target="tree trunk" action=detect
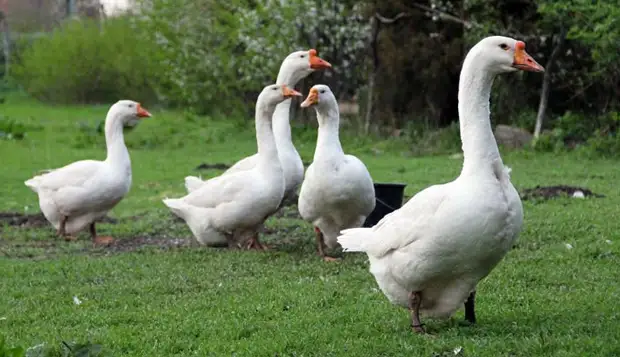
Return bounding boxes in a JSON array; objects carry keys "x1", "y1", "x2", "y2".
[
  {"x1": 534, "y1": 27, "x2": 567, "y2": 138},
  {"x1": 66, "y1": 0, "x2": 77, "y2": 18},
  {"x1": 364, "y1": 15, "x2": 379, "y2": 135},
  {"x1": 0, "y1": 12, "x2": 9, "y2": 78}
]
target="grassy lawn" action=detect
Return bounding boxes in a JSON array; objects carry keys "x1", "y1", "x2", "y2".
[{"x1": 1, "y1": 95, "x2": 619, "y2": 356}]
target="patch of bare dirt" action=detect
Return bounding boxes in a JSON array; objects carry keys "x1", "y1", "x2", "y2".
[
  {"x1": 0, "y1": 212, "x2": 122, "y2": 228},
  {"x1": 520, "y1": 185, "x2": 605, "y2": 201},
  {"x1": 0, "y1": 212, "x2": 50, "y2": 228},
  {"x1": 194, "y1": 162, "x2": 231, "y2": 170},
  {"x1": 1, "y1": 234, "x2": 197, "y2": 260}
]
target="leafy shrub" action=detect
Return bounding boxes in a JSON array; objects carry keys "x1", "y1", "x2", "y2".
[
  {"x1": 531, "y1": 128, "x2": 567, "y2": 153},
  {"x1": 13, "y1": 17, "x2": 161, "y2": 105},
  {"x1": 410, "y1": 121, "x2": 462, "y2": 156},
  {"x1": 0, "y1": 115, "x2": 41, "y2": 140},
  {"x1": 133, "y1": 0, "x2": 369, "y2": 115},
  {"x1": 533, "y1": 111, "x2": 620, "y2": 156}
]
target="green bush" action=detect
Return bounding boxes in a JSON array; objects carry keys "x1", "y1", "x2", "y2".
[
  {"x1": 0, "y1": 115, "x2": 42, "y2": 140},
  {"x1": 13, "y1": 18, "x2": 161, "y2": 105},
  {"x1": 409, "y1": 121, "x2": 462, "y2": 156},
  {"x1": 533, "y1": 111, "x2": 620, "y2": 156}
]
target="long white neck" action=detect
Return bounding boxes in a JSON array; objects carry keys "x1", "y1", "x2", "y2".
[
  {"x1": 256, "y1": 103, "x2": 279, "y2": 169},
  {"x1": 272, "y1": 64, "x2": 306, "y2": 154},
  {"x1": 104, "y1": 111, "x2": 131, "y2": 169},
  {"x1": 272, "y1": 99, "x2": 294, "y2": 150},
  {"x1": 458, "y1": 54, "x2": 502, "y2": 176},
  {"x1": 314, "y1": 104, "x2": 344, "y2": 161}
]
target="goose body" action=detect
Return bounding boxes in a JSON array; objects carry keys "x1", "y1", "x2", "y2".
[
  {"x1": 24, "y1": 100, "x2": 151, "y2": 242},
  {"x1": 184, "y1": 49, "x2": 331, "y2": 202},
  {"x1": 165, "y1": 84, "x2": 302, "y2": 247},
  {"x1": 298, "y1": 85, "x2": 375, "y2": 260},
  {"x1": 337, "y1": 36, "x2": 544, "y2": 331}
]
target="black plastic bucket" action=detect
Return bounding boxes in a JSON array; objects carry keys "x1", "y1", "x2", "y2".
[{"x1": 363, "y1": 182, "x2": 407, "y2": 227}]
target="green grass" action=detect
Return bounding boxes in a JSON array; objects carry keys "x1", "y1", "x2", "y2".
[{"x1": 1, "y1": 95, "x2": 619, "y2": 356}]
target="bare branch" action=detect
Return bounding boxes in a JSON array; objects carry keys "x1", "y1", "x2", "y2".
[
  {"x1": 374, "y1": 12, "x2": 410, "y2": 24},
  {"x1": 409, "y1": 2, "x2": 479, "y2": 29}
]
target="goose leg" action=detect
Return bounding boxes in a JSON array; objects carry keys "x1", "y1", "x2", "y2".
[
  {"x1": 224, "y1": 232, "x2": 241, "y2": 249},
  {"x1": 89, "y1": 222, "x2": 114, "y2": 246},
  {"x1": 245, "y1": 232, "x2": 269, "y2": 251},
  {"x1": 315, "y1": 227, "x2": 339, "y2": 262},
  {"x1": 408, "y1": 291, "x2": 425, "y2": 333},
  {"x1": 225, "y1": 232, "x2": 242, "y2": 249},
  {"x1": 58, "y1": 215, "x2": 76, "y2": 241},
  {"x1": 464, "y1": 291, "x2": 476, "y2": 324},
  {"x1": 57, "y1": 215, "x2": 67, "y2": 237}
]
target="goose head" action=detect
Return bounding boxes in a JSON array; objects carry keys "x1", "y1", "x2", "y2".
[
  {"x1": 258, "y1": 84, "x2": 303, "y2": 111},
  {"x1": 470, "y1": 36, "x2": 545, "y2": 75},
  {"x1": 109, "y1": 100, "x2": 152, "y2": 128},
  {"x1": 300, "y1": 84, "x2": 336, "y2": 110},
  {"x1": 279, "y1": 49, "x2": 332, "y2": 85}
]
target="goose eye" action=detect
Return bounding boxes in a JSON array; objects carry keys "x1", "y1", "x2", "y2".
[
  {"x1": 499, "y1": 43, "x2": 509, "y2": 50},
  {"x1": 300, "y1": 54, "x2": 305, "y2": 58},
  {"x1": 272, "y1": 87, "x2": 278, "y2": 91},
  {"x1": 319, "y1": 90, "x2": 326, "y2": 94}
]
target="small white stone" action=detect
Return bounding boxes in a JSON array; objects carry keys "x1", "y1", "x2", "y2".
[
  {"x1": 73, "y1": 296, "x2": 82, "y2": 305},
  {"x1": 572, "y1": 191, "x2": 585, "y2": 198},
  {"x1": 605, "y1": 240, "x2": 612, "y2": 244},
  {"x1": 565, "y1": 243, "x2": 573, "y2": 250}
]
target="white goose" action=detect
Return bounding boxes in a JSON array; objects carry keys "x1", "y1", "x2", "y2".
[
  {"x1": 25, "y1": 100, "x2": 152, "y2": 244},
  {"x1": 184, "y1": 49, "x2": 332, "y2": 202},
  {"x1": 337, "y1": 36, "x2": 544, "y2": 333},
  {"x1": 298, "y1": 85, "x2": 375, "y2": 261},
  {"x1": 163, "y1": 84, "x2": 302, "y2": 248}
]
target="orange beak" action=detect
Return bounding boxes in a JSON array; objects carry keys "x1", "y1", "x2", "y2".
[
  {"x1": 512, "y1": 41, "x2": 545, "y2": 72},
  {"x1": 282, "y1": 85, "x2": 302, "y2": 98},
  {"x1": 308, "y1": 49, "x2": 332, "y2": 70},
  {"x1": 300, "y1": 88, "x2": 319, "y2": 108},
  {"x1": 136, "y1": 103, "x2": 152, "y2": 118}
]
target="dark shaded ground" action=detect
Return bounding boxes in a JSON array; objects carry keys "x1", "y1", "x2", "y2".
[
  {"x1": 194, "y1": 162, "x2": 231, "y2": 170},
  {"x1": 520, "y1": 185, "x2": 605, "y2": 201},
  {"x1": 0, "y1": 212, "x2": 191, "y2": 259},
  {"x1": 194, "y1": 161, "x2": 312, "y2": 171},
  {"x1": 1, "y1": 206, "x2": 313, "y2": 260},
  {"x1": 0, "y1": 212, "x2": 118, "y2": 228}
]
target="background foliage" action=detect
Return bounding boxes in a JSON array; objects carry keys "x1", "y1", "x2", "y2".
[{"x1": 4, "y1": 0, "x2": 620, "y2": 153}]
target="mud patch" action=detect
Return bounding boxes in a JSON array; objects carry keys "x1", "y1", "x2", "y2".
[
  {"x1": 520, "y1": 185, "x2": 605, "y2": 201},
  {"x1": 194, "y1": 162, "x2": 231, "y2": 170},
  {"x1": 1, "y1": 235, "x2": 197, "y2": 260},
  {"x1": 0, "y1": 212, "x2": 121, "y2": 228}
]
